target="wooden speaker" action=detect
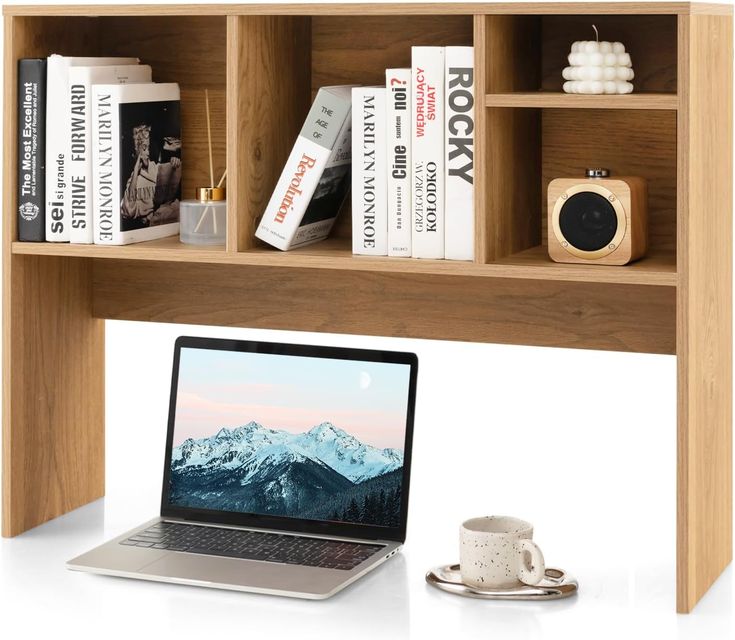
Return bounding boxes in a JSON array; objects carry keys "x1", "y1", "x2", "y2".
[{"x1": 547, "y1": 169, "x2": 647, "y2": 265}]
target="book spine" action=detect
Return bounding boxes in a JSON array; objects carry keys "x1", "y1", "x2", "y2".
[
  {"x1": 386, "y1": 69, "x2": 411, "y2": 257},
  {"x1": 17, "y1": 59, "x2": 46, "y2": 242},
  {"x1": 351, "y1": 87, "x2": 388, "y2": 256},
  {"x1": 256, "y1": 88, "x2": 352, "y2": 251},
  {"x1": 444, "y1": 46, "x2": 475, "y2": 261},
  {"x1": 92, "y1": 86, "x2": 121, "y2": 244},
  {"x1": 45, "y1": 56, "x2": 70, "y2": 241},
  {"x1": 68, "y1": 68, "x2": 92, "y2": 243},
  {"x1": 411, "y1": 47, "x2": 445, "y2": 259}
]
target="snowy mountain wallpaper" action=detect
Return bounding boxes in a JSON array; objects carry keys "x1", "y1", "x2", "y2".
[{"x1": 168, "y1": 348, "x2": 411, "y2": 527}]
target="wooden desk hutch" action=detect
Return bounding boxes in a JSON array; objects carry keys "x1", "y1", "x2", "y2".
[{"x1": 1, "y1": 2, "x2": 732, "y2": 613}]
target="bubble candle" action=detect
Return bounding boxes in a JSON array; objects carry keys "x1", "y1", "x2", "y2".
[{"x1": 562, "y1": 25, "x2": 634, "y2": 95}]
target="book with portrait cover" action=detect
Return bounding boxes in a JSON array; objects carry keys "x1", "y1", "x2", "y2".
[
  {"x1": 17, "y1": 58, "x2": 46, "y2": 242},
  {"x1": 255, "y1": 85, "x2": 353, "y2": 251},
  {"x1": 92, "y1": 82, "x2": 181, "y2": 245},
  {"x1": 67, "y1": 64, "x2": 152, "y2": 243},
  {"x1": 45, "y1": 55, "x2": 138, "y2": 242}
]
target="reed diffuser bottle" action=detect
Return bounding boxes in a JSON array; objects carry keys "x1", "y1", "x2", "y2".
[{"x1": 179, "y1": 89, "x2": 226, "y2": 245}]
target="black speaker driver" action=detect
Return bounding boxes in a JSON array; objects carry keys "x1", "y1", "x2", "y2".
[{"x1": 558, "y1": 191, "x2": 618, "y2": 252}]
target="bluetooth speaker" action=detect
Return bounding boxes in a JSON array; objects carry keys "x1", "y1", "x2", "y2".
[{"x1": 547, "y1": 169, "x2": 647, "y2": 266}]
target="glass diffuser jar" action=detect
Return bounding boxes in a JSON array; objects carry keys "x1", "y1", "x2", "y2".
[{"x1": 179, "y1": 187, "x2": 226, "y2": 245}]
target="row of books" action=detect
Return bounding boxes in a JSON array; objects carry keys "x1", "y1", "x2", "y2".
[
  {"x1": 353, "y1": 46, "x2": 474, "y2": 260},
  {"x1": 254, "y1": 46, "x2": 474, "y2": 261},
  {"x1": 17, "y1": 55, "x2": 182, "y2": 245}
]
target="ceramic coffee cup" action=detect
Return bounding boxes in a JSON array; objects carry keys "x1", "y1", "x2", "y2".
[{"x1": 459, "y1": 516, "x2": 545, "y2": 589}]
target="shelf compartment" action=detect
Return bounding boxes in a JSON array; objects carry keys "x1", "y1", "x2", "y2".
[
  {"x1": 228, "y1": 13, "x2": 473, "y2": 251},
  {"x1": 482, "y1": 14, "x2": 677, "y2": 95},
  {"x1": 480, "y1": 106, "x2": 677, "y2": 265},
  {"x1": 5, "y1": 14, "x2": 227, "y2": 242},
  {"x1": 484, "y1": 92, "x2": 678, "y2": 110}
]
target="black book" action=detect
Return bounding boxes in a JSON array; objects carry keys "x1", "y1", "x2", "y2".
[{"x1": 17, "y1": 58, "x2": 46, "y2": 241}]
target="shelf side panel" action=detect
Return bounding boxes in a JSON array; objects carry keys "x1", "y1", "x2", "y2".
[
  {"x1": 676, "y1": 13, "x2": 733, "y2": 613},
  {"x1": 2, "y1": 16, "x2": 105, "y2": 537},
  {"x1": 480, "y1": 15, "x2": 542, "y2": 263},
  {"x1": 227, "y1": 15, "x2": 312, "y2": 251},
  {"x1": 92, "y1": 260, "x2": 676, "y2": 355},
  {"x1": 2, "y1": 257, "x2": 104, "y2": 537}
]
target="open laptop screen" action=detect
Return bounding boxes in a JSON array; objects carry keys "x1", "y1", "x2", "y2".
[{"x1": 164, "y1": 341, "x2": 415, "y2": 533}]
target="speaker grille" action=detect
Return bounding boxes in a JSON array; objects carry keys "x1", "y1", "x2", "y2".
[{"x1": 559, "y1": 192, "x2": 618, "y2": 252}]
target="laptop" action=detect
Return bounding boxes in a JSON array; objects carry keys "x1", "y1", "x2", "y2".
[{"x1": 68, "y1": 336, "x2": 418, "y2": 599}]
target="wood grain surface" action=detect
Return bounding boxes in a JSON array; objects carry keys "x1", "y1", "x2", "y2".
[
  {"x1": 5, "y1": 3, "x2": 731, "y2": 18},
  {"x1": 676, "y1": 12, "x2": 733, "y2": 613},
  {"x1": 228, "y1": 15, "x2": 312, "y2": 251},
  {"x1": 485, "y1": 92, "x2": 678, "y2": 109},
  {"x1": 10, "y1": 236, "x2": 677, "y2": 287},
  {"x1": 92, "y1": 259, "x2": 677, "y2": 354}
]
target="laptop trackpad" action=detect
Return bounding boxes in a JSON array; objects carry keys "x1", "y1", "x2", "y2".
[{"x1": 140, "y1": 553, "x2": 338, "y2": 595}]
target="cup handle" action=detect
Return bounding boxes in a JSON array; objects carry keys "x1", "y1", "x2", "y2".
[{"x1": 516, "y1": 539, "x2": 546, "y2": 585}]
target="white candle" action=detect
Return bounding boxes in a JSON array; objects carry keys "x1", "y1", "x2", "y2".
[{"x1": 561, "y1": 28, "x2": 634, "y2": 95}]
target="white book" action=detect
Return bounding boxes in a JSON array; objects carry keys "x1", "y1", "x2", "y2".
[
  {"x1": 352, "y1": 87, "x2": 388, "y2": 256},
  {"x1": 255, "y1": 86, "x2": 353, "y2": 251},
  {"x1": 45, "y1": 55, "x2": 138, "y2": 242},
  {"x1": 92, "y1": 82, "x2": 181, "y2": 245},
  {"x1": 444, "y1": 46, "x2": 475, "y2": 261},
  {"x1": 411, "y1": 46, "x2": 445, "y2": 259},
  {"x1": 386, "y1": 69, "x2": 411, "y2": 257},
  {"x1": 68, "y1": 64, "x2": 152, "y2": 243}
]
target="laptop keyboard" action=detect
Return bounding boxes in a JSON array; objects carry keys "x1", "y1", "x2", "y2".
[{"x1": 120, "y1": 521, "x2": 384, "y2": 570}]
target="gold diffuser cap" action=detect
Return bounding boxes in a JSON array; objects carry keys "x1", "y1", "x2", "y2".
[{"x1": 197, "y1": 187, "x2": 226, "y2": 202}]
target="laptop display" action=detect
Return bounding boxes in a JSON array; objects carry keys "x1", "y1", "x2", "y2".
[{"x1": 166, "y1": 345, "x2": 414, "y2": 529}]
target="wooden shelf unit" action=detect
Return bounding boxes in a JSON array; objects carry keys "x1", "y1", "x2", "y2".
[{"x1": 1, "y1": 3, "x2": 731, "y2": 614}]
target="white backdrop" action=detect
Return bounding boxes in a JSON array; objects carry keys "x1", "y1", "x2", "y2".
[{"x1": 0, "y1": 1, "x2": 733, "y2": 638}]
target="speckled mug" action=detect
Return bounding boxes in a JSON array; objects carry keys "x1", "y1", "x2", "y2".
[{"x1": 460, "y1": 516, "x2": 545, "y2": 589}]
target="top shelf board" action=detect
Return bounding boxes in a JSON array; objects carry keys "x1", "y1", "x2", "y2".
[{"x1": 3, "y1": 2, "x2": 733, "y2": 17}]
